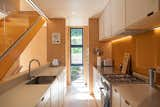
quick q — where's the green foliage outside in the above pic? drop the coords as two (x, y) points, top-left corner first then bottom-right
(71, 48), (82, 54)
(71, 66), (81, 81)
(71, 29), (83, 45)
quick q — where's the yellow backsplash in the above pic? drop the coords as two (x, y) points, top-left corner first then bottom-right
(101, 30), (160, 83)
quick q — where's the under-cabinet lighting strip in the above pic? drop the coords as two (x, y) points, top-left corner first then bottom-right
(111, 36), (132, 43)
(154, 27), (160, 31)
(26, 0), (49, 20)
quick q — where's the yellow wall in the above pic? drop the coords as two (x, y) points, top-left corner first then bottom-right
(20, 0), (34, 11)
(0, 16), (45, 80)
(3, 25), (47, 80)
(19, 26), (47, 72)
(47, 19), (66, 66)
(101, 30), (160, 84)
(0, 0), (20, 12)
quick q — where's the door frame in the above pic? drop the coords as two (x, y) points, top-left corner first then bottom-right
(70, 28), (84, 66)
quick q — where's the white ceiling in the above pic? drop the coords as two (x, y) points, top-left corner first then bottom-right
(33, 0), (108, 26)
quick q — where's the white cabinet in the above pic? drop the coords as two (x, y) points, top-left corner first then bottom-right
(99, 13), (104, 40)
(126, 0), (159, 28)
(111, 0), (125, 35)
(99, 0), (112, 40)
(99, 0), (160, 39)
(51, 78), (58, 107)
(93, 67), (102, 107)
(44, 88), (51, 107)
(36, 69), (66, 107)
(103, 0), (112, 38)
(112, 88), (121, 107)
(36, 88), (51, 107)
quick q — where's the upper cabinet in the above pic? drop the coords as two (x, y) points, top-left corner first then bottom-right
(103, 0), (112, 38)
(99, 0), (160, 40)
(126, 0), (159, 30)
(99, 12), (104, 40)
(111, 0), (125, 35)
(99, 0), (112, 40)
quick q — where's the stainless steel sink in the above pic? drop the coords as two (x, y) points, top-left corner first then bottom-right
(26, 76), (56, 85)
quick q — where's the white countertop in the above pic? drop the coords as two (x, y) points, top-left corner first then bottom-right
(94, 66), (160, 107)
(0, 66), (65, 107)
(114, 84), (160, 107)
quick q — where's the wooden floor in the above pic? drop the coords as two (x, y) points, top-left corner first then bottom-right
(64, 79), (97, 107)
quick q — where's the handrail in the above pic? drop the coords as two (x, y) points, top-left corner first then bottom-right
(26, 0), (49, 20)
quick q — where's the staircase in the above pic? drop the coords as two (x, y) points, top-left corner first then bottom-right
(0, 11), (46, 80)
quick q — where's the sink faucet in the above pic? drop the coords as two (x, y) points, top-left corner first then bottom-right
(28, 59), (40, 80)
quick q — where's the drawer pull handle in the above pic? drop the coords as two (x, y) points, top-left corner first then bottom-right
(147, 11), (154, 16)
(125, 100), (130, 105)
(41, 97), (44, 101)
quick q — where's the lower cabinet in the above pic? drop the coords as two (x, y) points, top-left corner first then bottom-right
(112, 87), (133, 107)
(93, 67), (102, 107)
(45, 88), (51, 107)
(36, 88), (51, 107)
(36, 69), (66, 107)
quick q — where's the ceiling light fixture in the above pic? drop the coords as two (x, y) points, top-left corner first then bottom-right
(26, 0), (49, 20)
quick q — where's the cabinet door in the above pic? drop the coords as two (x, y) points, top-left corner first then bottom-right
(112, 88), (121, 107)
(59, 73), (63, 107)
(44, 88), (51, 107)
(93, 68), (102, 107)
(121, 97), (132, 107)
(103, 0), (112, 39)
(51, 78), (58, 107)
(51, 83), (56, 107)
(111, 0), (125, 35)
(99, 12), (104, 40)
(36, 89), (50, 107)
(126, 0), (159, 27)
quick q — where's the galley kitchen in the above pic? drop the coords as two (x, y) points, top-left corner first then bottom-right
(0, 0), (160, 107)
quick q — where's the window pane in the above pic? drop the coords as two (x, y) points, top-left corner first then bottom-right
(71, 28), (83, 45)
(71, 47), (82, 64)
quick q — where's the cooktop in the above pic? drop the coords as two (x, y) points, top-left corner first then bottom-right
(103, 74), (146, 84)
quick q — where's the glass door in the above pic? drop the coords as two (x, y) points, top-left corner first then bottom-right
(70, 28), (83, 82)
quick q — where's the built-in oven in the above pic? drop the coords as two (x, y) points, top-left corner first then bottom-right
(100, 76), (111, 107)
